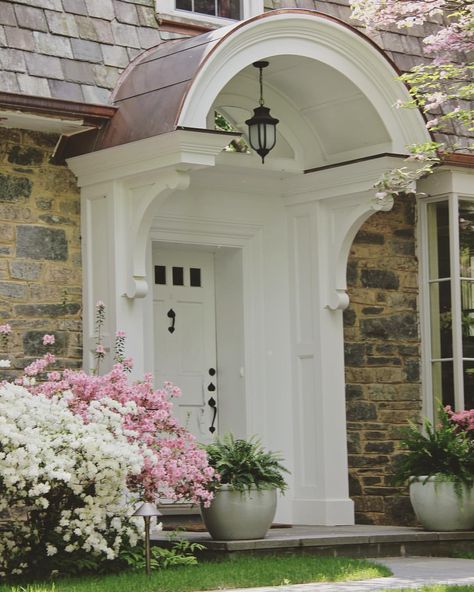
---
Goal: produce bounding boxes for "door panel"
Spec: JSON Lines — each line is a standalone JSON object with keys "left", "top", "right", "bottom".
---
{"left": 153, "top": 247, "right": 217, "bottom": 443}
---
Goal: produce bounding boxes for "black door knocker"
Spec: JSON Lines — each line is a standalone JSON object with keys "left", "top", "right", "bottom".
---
{"left": 167, "top": 308, "right": 176, "bottom": 333}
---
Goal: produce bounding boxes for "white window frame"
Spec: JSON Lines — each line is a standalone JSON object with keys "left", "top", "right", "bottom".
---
{"left": 419, "top": 192, "right": 474, "bottom": 416}
{"left": 156, "top": 0, "right": 263, "bottom": 27}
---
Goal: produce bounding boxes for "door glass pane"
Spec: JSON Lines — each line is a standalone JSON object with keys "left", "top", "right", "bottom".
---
{"left": 172, "top": 266, "right": 184, "bottom": 286}
{"left": 190, "top": 267, "right": 201, "bottom": 287}
{"left": 155, "top": 265, "right": 166, "bottom": 285}
{"left": 459, "top": 200, "right": 474, "bottom": 278}
{"left": 464, "top": 361, "right": 474, "bottom": 409}
{"left": 194, "top": 0, "right": 215, "bottom": 14}
{"left": 431, "top": 281, "right": 452, "bottom": 358}
{"left": 432, "top": 360, "right": 454, "bottom": 408}
{"left": 427, "top": 201, "right": 450, "bottom": 280}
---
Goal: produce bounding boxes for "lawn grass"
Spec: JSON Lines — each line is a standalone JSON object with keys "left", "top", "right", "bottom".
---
{"left": 1, "top": 554, "right": 391, "bottom": 592}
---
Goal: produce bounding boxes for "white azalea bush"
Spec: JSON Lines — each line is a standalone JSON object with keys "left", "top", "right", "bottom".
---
{"left": 0, "top": 382, "right": 144, "bottom": 578}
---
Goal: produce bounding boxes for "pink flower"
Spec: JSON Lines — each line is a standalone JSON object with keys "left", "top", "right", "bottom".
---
{"left": 116, "top": 331, "right": 126, "bottom": 338}
{"left": 96, "top": 300, "right": 105, "bottom": 309}
{"left": 0, "top": 324, "right": 12, "bottom": 335}
{"left": 96, "top": 344, "right": 106, "bottom": 355}
{"left": 42, "top": 334, "right": 55, "bottom": 346}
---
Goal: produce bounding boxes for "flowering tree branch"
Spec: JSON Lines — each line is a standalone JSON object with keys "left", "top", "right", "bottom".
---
{"left": 350, "top": 0, "right": 474, "bottom": 196}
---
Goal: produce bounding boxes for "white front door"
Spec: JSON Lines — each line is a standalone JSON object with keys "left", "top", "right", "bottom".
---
{"left": 153, "top": 247, "right": 217, "bottom": 444}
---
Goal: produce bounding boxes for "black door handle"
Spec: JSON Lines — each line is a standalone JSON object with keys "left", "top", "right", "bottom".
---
{"left": 167, "top": 309, "right": 176, "bottom": 333}
{"left": 208, "top": 396, "right": 217, "bottom": 433}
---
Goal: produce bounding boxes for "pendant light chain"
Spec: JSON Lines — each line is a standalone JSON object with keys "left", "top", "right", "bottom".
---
{"left": 259, "top": 64, "right": 264, "bottom": 107}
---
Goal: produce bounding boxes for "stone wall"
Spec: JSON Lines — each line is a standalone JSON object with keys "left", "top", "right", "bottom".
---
{"left": 344, "top": 194, "right": 421, "bottom": 525}
{"left": 0, "top": 127, "right": 82, "bottom": 379}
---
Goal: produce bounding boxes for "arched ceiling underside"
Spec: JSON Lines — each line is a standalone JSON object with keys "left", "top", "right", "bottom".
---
{"left": 98, "top": 9, "right": 429, "bottom": 172}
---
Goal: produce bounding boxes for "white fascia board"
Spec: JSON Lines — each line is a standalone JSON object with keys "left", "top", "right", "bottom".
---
{"left": 0, "top": 110, "right": 88, "bottom": 135}
{"left": 419, "top": 167, "right": 474, "bottom": 197}
{"left": 283, "top": 154, "right": 414, "bottom": 202}
{"left": 67, "top": 129, "right": 240, "bottom": 187}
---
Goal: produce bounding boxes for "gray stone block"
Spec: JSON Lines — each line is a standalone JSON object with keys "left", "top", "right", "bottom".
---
{"left": 5, "top": 26, "right": 35, "bottom": 51}
{"left": 10, "top": 260, "right": 42, "bottom": 280}
{"left": 81, "top": 84, "right": 110, "bottom": 104}
{"left": 102, "top": 44, "right": 129, "bottom": 67}
{"left": 13, "top": 4, "right": 48, "bottom": 31}
{"left": 0, "top": 173, "right": 32, "bottom": 201}
{"left": 17, "top": 73, "right": 51, "bottom": 96}
{"left": 0, "top": 48, "right": 26, "bottom": 72}
{"left": 62, "top": 0, "right": 88, "bottom": 14}
{"left": 16, "top": 226, "right": 68, "bottom": 261}
{"left": 138, "top": 26, "right": 160, "bottom": 48}
{"left": 93, "top": 64, "right": 120, "bottom": 89}
{"left": 0, "top": 26, "right": 5, "bottom": 47}
{"left": 0, "top": 281, "right": 28, "bottom": 299}
{"left": 115, "top": 0, "right": 139, "bottom": 24}
{"left": 84, "top": 0, "right": 114, "bottom": 20}
{"left": 0, "top": 2, "right": 17, "bottom": 26}
{"left": 361, "top": 269, "right": 399, "bottom": 290}
{"left": 45, "top": 10, "right": 79, "bottom": 37}
{"left": 91, "top": 18, "right": 114, "bottom": 44}
{"left": 137, "top": 5, "right": 158, "bottom": 27}
{"left": 7, "top": 145, "right": 43, "bottom": 166}
{"left": 48, "top": 79, "right": 84, "bottom": 101}
{"left": 62, "top": 58, "right": 95, "bottom": 84}
{"left": 71, "top": 38, "right": 103, "bottom": 62}
{"left": 33, "top": 31, "right": 73, "bottom": 58}
{"left": 14, "top": 0, "right": 62, "bottom": 9}
{"left": 23, "top": 330, "right": 67, "bottom": 356}
{"left": 0, "top": 71, "right": 19, "bottom": 92}
{"left": 25, "top": 53, "right": 63, "bottom": 79}
{"left": 15, "top": 302, "right": 80, "bottom": 317}
{"left": 112, "top": 21, "right": 140, "bottom": 47}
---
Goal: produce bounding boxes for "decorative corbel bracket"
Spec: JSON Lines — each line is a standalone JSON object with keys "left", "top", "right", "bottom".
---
{"left": 124, "top": 170, "right": 190, "bottom": 299}
{"left": 324, "top": 191, "right": 395, "bottom": 311}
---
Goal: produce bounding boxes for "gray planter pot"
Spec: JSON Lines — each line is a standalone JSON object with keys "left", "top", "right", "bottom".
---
{"left": 200, "top": 485, "right": 277, "bottom": 540}
{"left": 410, "top": 476, "right": 474, "bottom": 531}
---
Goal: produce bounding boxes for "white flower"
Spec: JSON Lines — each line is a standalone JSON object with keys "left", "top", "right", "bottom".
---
{"left": 0, "top": 359, "right": 11, "bottom": 368}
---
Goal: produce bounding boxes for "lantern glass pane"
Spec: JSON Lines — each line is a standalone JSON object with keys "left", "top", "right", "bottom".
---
{"left": 265, "top": 124, "right": 276, "bottom": 149}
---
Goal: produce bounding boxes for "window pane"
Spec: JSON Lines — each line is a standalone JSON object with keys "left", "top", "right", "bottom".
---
{"left": 464, "top": 361, "right": 474, "bottom": 409}
{"left": 461, "top": 279, "right": 474, "bottom": 358}
{"left": 172, "top": 266, "right": 184, "bottom": 286}
{"left": 432, "top": 360, "right": 454, "bottom": 408}
{"left": 459, "top": 200, "right": 474, "bottom": 278}
{"left": 431, "top": 281, "right": 452, "bottom": 358}
{"left": 218, "top": 0, "right": 240, "bottom": 18}
{"left": 155, "top": 265, "right": 166, "bottom": 285}
{"left": 194, "top": 0, "right": 215, "bottom": 14}
{"left": 427, "top": 201, "right": 450, "bottom": 279}
{"left": 190, "top": 267, "right": 201, "bottom": 287}
{"left": 176, "top": 0, "right": 192, "bottom": 9}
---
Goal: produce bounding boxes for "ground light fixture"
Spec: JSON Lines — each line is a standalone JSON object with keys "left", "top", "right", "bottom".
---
{"left": 245, "top": 60, "right": 279, "bottom": 164}
{"left": 132, "top": 501, "right": 160, "bottom": 575}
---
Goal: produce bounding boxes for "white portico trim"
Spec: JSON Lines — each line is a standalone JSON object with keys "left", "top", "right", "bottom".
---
{"left": 67, "top": 10, "right": 431, "bottom": 526}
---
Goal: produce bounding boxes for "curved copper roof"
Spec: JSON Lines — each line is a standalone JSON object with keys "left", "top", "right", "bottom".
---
{"left": 95, "top": 9, "right": 403, "bottom": 151}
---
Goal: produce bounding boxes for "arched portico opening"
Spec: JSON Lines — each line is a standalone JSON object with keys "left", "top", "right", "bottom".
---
{"left": 68, "top": 9, "right": 429, "bottom": 525}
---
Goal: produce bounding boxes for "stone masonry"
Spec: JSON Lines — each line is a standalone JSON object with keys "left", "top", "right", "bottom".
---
{"left": 0, "top": 127, "right": 82, "bottom": 380}
{"left": 344, "top": 194, "right": 421, "bottom": 525}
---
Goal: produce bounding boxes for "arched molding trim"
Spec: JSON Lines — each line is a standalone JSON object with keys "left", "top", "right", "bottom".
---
{"left": 178, "top": 11, "right": 430, "bottom": 153}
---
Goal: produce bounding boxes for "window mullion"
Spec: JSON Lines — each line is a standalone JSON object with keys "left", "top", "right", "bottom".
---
{"left": 449, "top": 192, "right": 465, "bottom": 410}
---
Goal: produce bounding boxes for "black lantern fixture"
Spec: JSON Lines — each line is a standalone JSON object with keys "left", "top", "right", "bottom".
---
{"left": 245, "top": 61, "right": 279, "bottom": 164}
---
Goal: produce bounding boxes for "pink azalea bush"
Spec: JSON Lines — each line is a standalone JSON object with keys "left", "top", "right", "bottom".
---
{"left": 0, "top": 312, "right": 215, "bottom": 578}
{"left": 446, "top": 406, "right": 474, "bottom": 436}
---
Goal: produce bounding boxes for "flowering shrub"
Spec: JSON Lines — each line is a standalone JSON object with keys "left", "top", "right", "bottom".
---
{"left": 0, "top": 306, "right": 215, "bottom": 578}
{"left": 0, "top": 382, "right": 144, "bottom": 577}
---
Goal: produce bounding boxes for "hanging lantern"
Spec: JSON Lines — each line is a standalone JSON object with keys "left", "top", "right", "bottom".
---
{"left": 245, "top": 61, "right": 279, "bottom": 164}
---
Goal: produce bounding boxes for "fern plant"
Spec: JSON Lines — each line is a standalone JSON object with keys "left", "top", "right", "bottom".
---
{"left": 394, "top": 407, "right": 474, "bottom": 487}
{"left": 204, "top": 434, "right": 288, "bottom": 493}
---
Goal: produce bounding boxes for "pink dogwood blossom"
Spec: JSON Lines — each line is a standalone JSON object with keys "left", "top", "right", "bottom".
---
{"left": 42, "top": 334, "right": 55, "bottom": 346}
